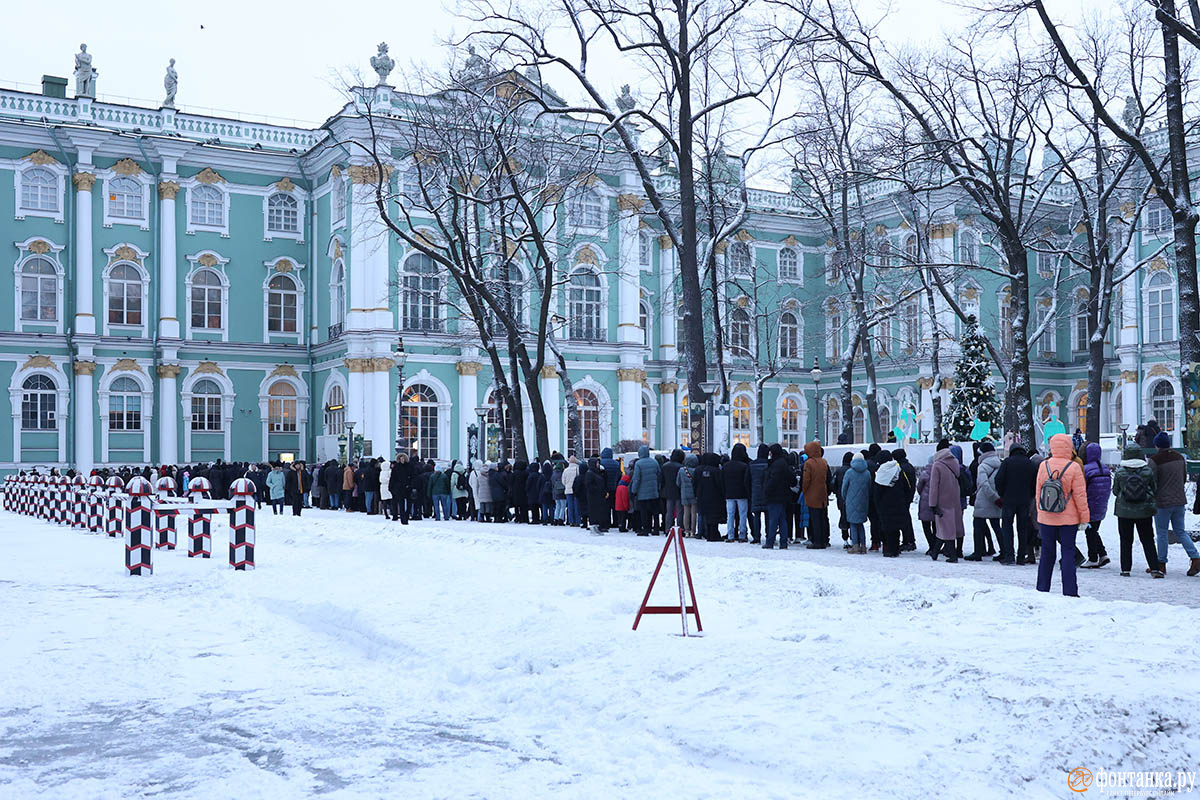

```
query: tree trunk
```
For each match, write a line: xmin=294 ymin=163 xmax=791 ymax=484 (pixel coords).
xmin=1004 ymin=256 xmax=1036 ymax=448
xmin=922 ymin=277 xmax=945 ymax=439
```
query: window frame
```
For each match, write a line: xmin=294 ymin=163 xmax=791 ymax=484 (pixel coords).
xmin=186 ymin=183 xmax=229 ymax=235
xmin=567 ymin=267 xmax=604 ymax=342
xmin=401 ymin=253 xmax=443 ymax=333
xmin=778 ymin=246 xmax=801 ymax=283
xmin=106 ymin=375 xmax=144 ymax=433
xmin=17 ymin=166 xmax=63 ymax=220
xmin=105 ymin=262 xmax=148 ymax=335
xmin=1145 ymin=271 xmax=1175 ymax=345
xmin=102 ymin=174 xmax=150 ymax=228
xmin=189 ymin=378 xmax=225 ymax=433
xmin=20 ymin=374 xmax=58 ymax=431
xmin=266 ymin=273 xmax=300 ymax=336
xmin=267 ymin=381 xmax=299 ymax=434
xmin=264 ymin=190 xmax=304 ymax=241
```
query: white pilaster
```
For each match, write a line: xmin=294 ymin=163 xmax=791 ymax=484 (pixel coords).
xmin=74 ymin=363 xmax=95 ymax=473
xmin=158 ymin=364 xmax=179 ymax=464
xmin=658 ymin=242 xmax=677 ymax=361
xmin=348 ymin=164 xmax=393 ymax=331
xmin=616 ymin=192 xmax=642 ymax=346
xmin=457 ymin=362 xmax=480 ymax=462
xmin=659 ymin=383 xmax=677 ymax=451
xmin=158 ymin=180 xmax=180 ymax=339
xmin=541 ymin=367 xmax=561 ymax=455
xmin=617 ymin=371 xmax=642 ymax=444
xmin=73 ymin=172 xmax=96 ymax=335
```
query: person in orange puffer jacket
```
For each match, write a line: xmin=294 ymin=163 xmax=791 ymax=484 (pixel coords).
xmin=614 ymin=474 xmax=631 ymax=533
xmin=1034 ymin=433 xmax=1091 ymax=596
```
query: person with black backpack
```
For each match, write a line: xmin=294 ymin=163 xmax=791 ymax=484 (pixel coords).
xmin=995 ymin=443 xmax=1037 ymax=565
xmin=1112 ymin=447 xmax=1164 ymax=578
xmin=1034 ymin=433 xmax=1090 ymax=597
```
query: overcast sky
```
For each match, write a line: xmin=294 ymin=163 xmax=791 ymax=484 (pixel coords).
xmin=0 ymin=0 xmax=1088 ymax=127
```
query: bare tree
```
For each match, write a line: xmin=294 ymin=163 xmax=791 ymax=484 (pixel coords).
xmin=465 ymin=0 xmax=807 ymax=449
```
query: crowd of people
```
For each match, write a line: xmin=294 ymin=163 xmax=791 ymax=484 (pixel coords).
xmin=11 ymin=424 xmax=1200 ymax=598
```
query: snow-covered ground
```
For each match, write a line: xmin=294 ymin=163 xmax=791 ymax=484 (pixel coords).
xmin=1 ymin=506 xmax=1199 ymax=799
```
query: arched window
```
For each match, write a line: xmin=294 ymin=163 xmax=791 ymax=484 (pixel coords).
xmin=1151 ymin=381 xmax=1176 ymax=433
xmin=728 ymin=242 xmax=752 ymax=275
xmin=639 ymin=233 xmax=652 ymax=268
xmin=779 ymin=246 xmax=799 ymax=280
xmin=999 ymin=290 xmax=1015 ymax=353
xmin=641 ymin=392 xmax=653 ymax=445
xmin=874 ymin=297 xmax=891 ymax=357
xmin=108 ymin=264 xmax=143 ymax=326
xmin=878 ymin=405 xmax=892 ymax=441
xmin=190 ymin=269 xmax=223 ymax=331
xmin=108 ymin=376 xmax=142 ymax=431
xmin=853 ymin=406 xmax=866 ymax=444
xmin=21 ymin=374 xmax=56 ymax=430
xmin=108 ymin=177 xmax=143 ymax=219
xmin=729 ymin=307 xmax=752 ymax=356
xmin=731 ymin=394 xmax=753 ymax=446
xmin=191 ymin=379 xmax=222 ymax=432
xmin=1033 ymin=298 xmax=1052 ymax=355
xmin=678 ymin=393 xmax=690 ymax=448
xmin=825 ymin=402 xmax=841 ymax=445
xmin=639 ymin=301 xmax=651 ymax=348
xmin=575 ymin=388 xmax=600 ymax=455
xmin=676 ymin=302 xmax=688 ymax=357
xmin=1146 ymin=272 xmax=1174 ymax=344
xmin=779 ymin=311 xmax=799 ymax=359
xmin=267 ymin=193 xmax=299 ymax=233
xmin=401 ymin=383 xmax=439 ymax=458
xmin=402 ymin=254 xmax=441 ymax=332
xmin=1075 ymin=392 xmax=1088 ymax=434
xmin=902 ymin=299 xmax=920 ymax=352
xmin=487 ymin=263 xmax=524 ymax=333
xmin=485 ymin=390 xmax=516 ymax=461
xmin=332 ymin=180 xmax=346 ymax=223
xmin=268 ymin=382 xmax=298 ymax=433
xmin=20 ymin=257 xmax=57 ymax=322
xmin=568 ymin=190 xmax=604 ymax=228
xmin=780 ymin=396 xmax=801 ymax=449
xmin=21 ymin=167 xmax=57 ymax=211
xmin=330 ymin=260 xmax=346 ymax=330
xmin=568 ymin=269 xmax=603 ymax=341
xmin=958 ymin=230 xmax=978 ymax=265
xmin=826 ymin=302 xmax=842 ymax=359
xmin=190 ymin=185 xmax=224 ymax=226
xmin=904 ymin=234 xmax=918 ymax=262
xmin=267 ymin=274 xmax=299 ymax=333
xmin=324 ymin=384 xmax=345 ymax=436
xmin=1073 ymin=300 xmax=1089 ymax=352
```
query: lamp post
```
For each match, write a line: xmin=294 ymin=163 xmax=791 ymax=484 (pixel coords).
xmin=474 ymin=404 xmax=490 ymax=463
xmin=810 ymin=357 xmax=823 ymax=443
xmin=345 ymin=420 xmax=357 ymax=462
xmin=393 ymin=337 xmax=407 ymax=458
xmin=699 ymin=379 xmax=720 ymax=454
xmin=1119 ymin=422 xmax=1130 ymax=451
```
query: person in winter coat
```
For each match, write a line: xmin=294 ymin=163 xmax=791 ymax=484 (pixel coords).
xmin=551 ymin=460 xmax=567 ymax=524
xmin=719 ymin=443 xmax=752 ymax=542
xmin=995 ymin=443 xmax=1037 ymax=565
xmin=916 ymin=460 xmax=936 ymax=554
xmin=428 ymin=464 xmax=452 ymax=521
xmin=614 ymin=473 xmax=631 ymax=532
xmin=832 ymin=452 xmax=853 ymax=548
xmin=285 ymin=461 xmax=308 ymax=516
xmin=266 ymin=464 xmax=286 ymax=514
xmin=573 ymin=460 xmax=590 ymax=527
xmin=967 ymin=443 xmax=1002 ymax=561
xmin=538 ymin=462 xmax=555 ymax=524
xmin=747 ymin=444 xmax=770 ymax=544
xmin=523 ymin=463 xmax=545 ymax=524
xmin=489 ymin=461 xmax=509 ymax=523
xmin=471 ymin=461 xmax=491 ymax=521
xmin=841 ymin=454 xmax=872 ymax=554
xmin=928 ymin=441 xmax=965 ymax=562
xmin=629 ymin=445 xmax=663 ymax=536
xmin=583 ymin=458 xmax=608 ymax=535
xmin=450 ymin=461 xmax=469 ymax=519
xmin=693 ymin=453 xmax=726 ymax=541
xmin=801 ymin=441 xmax=832 ymax=549
xmin=893 ymin=449 xmax=918 ymax=551
xmin=1034 ymin=433 xmax=1091 ymax=596
xmin=322 ymin=461 xmax=342 ymax=510
xmin=342 ymin=463 xmax=355 ymax=510
xmin=1080 ymin=442 xmax=1112 ymax=568
xmin=508 ymin=461 xmax=527 ymax=524
xmin=390 ymin=454 xmax=412 ymax=524
xmin=872 ymin=451 xmax=911 ymax=557
xmin=562 ymin=456 xmax=580 ymax=526
xmin=1149 ymin=432 xmax=1200 ymax=576
xmin=1112 ymin=447 xmax=1164 ymax=578
xmin=661 ymin=449 xmax=685 ymax=530
xmin=760 ymin=444 xmax=791 ymax=549
xmin=364 ymin=459 xmax=381 ymax=515
xmin=677 ymin=453 xmax=699 ymax=536
xmin=379 ymin=458 xmax=395 ymax=520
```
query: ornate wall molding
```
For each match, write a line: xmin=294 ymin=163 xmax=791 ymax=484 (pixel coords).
xmin=658 ymin=382 xmax=678 ymax=394
xmin=112 ymin=358 xmax=144 ymax=374
xmin=156 ymin=364 xmax=182 ymax=378
xmin=113 ymin=158 xmax=143 ymax=176
xmin=617 ymin=368 xmax=646 ymax=383
xmin=72 ymin=172 xmax=96 ymax=191
xmin=74 ymin=360 xmax=98 ymax=376
xmin=193 ymin=361 xmax=225 ymax=376
xmin=158 ymin=180 xmax=180 ymax=199
xmin=195 ymin=167 xmax=225 ymax=184
xmin=23 ymin=355 xmax=57 ymax=371
xmin=456 ymin=361 xmax=483 ymax=376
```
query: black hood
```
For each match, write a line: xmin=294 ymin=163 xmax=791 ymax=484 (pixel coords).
xmin=731 ymin=442 xmax=750 ymax=462
xmin=756 ymin=443 xmax=770 ymax=461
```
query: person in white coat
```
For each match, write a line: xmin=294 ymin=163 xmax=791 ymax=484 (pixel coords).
xmin=379 ymin=458 xmax=395 ymax=521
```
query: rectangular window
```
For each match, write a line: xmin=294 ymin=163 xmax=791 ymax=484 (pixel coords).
xmin=268 ymin=204 xmax=299 ymax=232
xmin=191 ymin=397 xmax=222 ymax=432
xmin=269 ymin=398 xmax=298 ymax=432
xmin=269 ymin=293 xmax=298 ymax=333
xmin=1146 ymin=201 xmax=1171 ymax=236
xmin=21 ymin=393 xmax=55 ymax=431
xmin=109 ymin=396 xmax=142 ymax=431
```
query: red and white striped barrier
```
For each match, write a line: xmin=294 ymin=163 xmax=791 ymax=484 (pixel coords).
xmin=229 ymin=477 xmax=256 ymax=571
xmin=187 ymin=477 xmax=213 ymax=558
xmin=154 ymin=476 xmax=178 ymax=550
xmin=124 ymin=476 xmax=154 ymax=576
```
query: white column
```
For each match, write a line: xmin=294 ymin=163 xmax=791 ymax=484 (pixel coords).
xmin=371 ymin=367 xmax=393 ymax=459
xmin=456 ymin=361 xmax=480 ymax=463
xmin=158 ymin=364 xmax=179 ymax=464
xmin=658 ymin=242 xmax=677 ymax=361
xmin=73 ymin=172 xmax=96 ymax=335
xmin=73 ymin=361 xmax=95 ymax=472
xmin=541 ymin=366 xmax=561 ymax=455
xmin=1121 ymin=376 xmax=1138 ymax=433
xmin=659 ymin=383 xmax=677 ymax=451
xmin=347 ymin=365 xmax=367 ymax=456
xmin=617 ymin=370 xmax=642 ymax=444
xmin=616 ymin=193 xmax=642 ymax=347
xmin=348 ymin=165 xmax=393 ymax=331
xmin=158 ymin=180 xmax=180 ymax=339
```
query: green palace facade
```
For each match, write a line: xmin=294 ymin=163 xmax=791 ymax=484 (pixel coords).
xmin=0 ymin=48 xmax=1188 ymax=472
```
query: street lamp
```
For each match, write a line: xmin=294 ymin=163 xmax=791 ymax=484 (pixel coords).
xmin=1119 ymin=422 xmax=1130 ymax=451
xmin=699 ymin=379 xmax=720 ymax=454
xmin=810 ymin=357 xmax=823 ymax=442
xmin=393 ymin=337 xmax=408 ymax=458
xmin=345 ymin=420 xmax=357 ymax=462
xmin=474 ymin=405 xmax=490 ymax=462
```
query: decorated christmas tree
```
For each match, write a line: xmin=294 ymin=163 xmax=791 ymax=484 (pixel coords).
xmin=944 ymin=314 xmax=1002 ymax=440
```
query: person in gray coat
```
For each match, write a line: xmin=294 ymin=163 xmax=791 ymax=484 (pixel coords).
xmin=966 ymin=442 xmax=1002 ymax=561
xmin=840 ymin=455 xmax=872 ymax=553
xmin=629 ymin=444 xmax=662 ymax=534
xmin=677 ymin=452 xmax=699 ymax=536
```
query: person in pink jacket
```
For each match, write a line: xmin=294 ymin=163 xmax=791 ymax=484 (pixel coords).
xmin=1034 ymin=433 xmax=1091 ymax=596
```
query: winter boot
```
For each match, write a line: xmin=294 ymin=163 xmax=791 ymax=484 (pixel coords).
xmin=1188 ymin=558 xmax=1200 ymax=577
xmin=985 ymin=532 xmax=996 ymax=556
xmin=945 ymin=539 xmax=958 ymax=563
xmin=955 ymin=537 xmax=964 ymax=559
xmin=965 ymin=531 xmax=986 ymax=561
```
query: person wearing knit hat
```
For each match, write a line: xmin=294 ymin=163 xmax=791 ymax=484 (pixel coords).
xmin=1148 ymin=432 xmax=1200 ymax=576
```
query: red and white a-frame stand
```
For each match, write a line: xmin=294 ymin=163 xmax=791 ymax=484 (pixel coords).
xmin=633 ymin=525 xmax=702 ymax=636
